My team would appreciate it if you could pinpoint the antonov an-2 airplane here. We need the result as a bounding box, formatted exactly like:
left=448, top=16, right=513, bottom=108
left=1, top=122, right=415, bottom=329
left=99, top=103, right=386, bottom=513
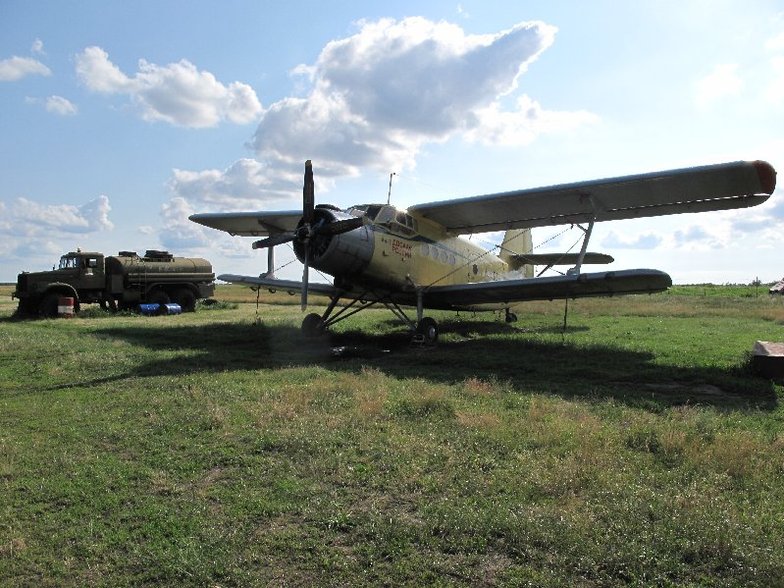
left=190, top=159, right=776, bottom=343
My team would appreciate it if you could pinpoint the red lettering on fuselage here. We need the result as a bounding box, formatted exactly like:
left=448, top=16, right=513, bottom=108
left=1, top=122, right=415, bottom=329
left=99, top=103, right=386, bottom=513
left=391, top=238, right=413, bottom=259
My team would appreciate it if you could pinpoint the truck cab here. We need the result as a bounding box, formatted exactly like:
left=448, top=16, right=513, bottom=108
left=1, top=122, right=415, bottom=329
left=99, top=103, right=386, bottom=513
left=56, top=251, right=106, bottom=293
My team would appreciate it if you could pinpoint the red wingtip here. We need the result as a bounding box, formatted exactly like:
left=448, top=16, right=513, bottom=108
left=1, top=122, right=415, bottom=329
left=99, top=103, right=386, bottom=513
left=752, top=160, right=777, bottom=194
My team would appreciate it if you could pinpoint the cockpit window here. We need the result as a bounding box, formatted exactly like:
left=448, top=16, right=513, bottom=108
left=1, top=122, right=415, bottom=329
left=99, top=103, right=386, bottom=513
left=375, top=206, right=395, bottom=224
left=350, top=204, right=418, bottom=235
left=348, top=204, right=383, bottom=221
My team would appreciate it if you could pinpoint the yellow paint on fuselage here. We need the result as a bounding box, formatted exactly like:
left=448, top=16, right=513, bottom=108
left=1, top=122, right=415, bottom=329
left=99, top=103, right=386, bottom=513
left=360, top=208, right=509, bottom=291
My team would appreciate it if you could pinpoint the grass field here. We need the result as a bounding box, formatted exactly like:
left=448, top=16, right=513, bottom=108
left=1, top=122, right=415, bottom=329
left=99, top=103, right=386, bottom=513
left=2, top=284, right=784, bottom=586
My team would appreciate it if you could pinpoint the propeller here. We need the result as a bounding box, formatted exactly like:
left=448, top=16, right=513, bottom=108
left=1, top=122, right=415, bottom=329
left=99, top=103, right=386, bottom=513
left=251, top=160, right=364, bottom=311
left=300, top=160, right=315, bottom=310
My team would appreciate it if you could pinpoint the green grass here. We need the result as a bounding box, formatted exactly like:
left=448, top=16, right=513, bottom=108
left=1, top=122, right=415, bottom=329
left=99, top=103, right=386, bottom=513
left=1, top=284, right=784, bottom=586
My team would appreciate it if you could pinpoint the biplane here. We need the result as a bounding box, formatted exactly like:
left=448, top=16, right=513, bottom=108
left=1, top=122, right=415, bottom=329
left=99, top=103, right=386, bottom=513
left=190, top=159, right=776, bottom=343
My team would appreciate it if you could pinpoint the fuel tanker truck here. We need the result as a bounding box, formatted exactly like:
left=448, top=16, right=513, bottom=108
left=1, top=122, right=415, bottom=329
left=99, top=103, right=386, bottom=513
left=13, top=249, right=215, bottom=317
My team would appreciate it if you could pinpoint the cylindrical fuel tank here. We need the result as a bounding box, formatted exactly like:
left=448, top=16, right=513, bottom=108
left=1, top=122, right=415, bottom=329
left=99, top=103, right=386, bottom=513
left=105, top=251, right=214, bottom=282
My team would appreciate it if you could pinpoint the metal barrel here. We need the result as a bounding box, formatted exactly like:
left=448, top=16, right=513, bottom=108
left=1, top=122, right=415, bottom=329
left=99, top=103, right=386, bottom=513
left=139, top=303, right=160, bottom=315
left=57, top=297, right=75, bottom=318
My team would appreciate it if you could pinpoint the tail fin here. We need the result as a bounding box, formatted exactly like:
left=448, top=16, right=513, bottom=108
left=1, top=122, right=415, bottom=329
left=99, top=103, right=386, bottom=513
left=499, top=228, right=534, bottom=278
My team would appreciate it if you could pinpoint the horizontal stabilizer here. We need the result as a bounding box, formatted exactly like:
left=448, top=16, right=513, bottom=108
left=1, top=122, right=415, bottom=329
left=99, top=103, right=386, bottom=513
left=512, top=252, right=614, bottom=266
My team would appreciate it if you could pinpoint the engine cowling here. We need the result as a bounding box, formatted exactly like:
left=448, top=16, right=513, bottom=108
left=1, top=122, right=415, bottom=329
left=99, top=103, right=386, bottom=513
left=293, top=207, right=374, bottom=277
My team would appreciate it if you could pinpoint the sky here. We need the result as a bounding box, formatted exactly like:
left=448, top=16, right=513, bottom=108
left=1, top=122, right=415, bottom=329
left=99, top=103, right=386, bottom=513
left=1, top=0, right=783, bottom=285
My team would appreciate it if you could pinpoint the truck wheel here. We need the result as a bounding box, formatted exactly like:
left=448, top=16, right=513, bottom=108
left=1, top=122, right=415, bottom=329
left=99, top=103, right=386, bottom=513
left=15, top=299, right=34, bottom=316
left=38, top=293, right=60, bottom=318
left=147, top=290, right=170, bottom=306
left=174, top=288, right=197, bottom=312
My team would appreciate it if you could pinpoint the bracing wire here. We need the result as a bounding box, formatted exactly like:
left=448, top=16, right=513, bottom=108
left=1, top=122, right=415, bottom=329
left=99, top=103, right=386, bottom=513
left=425, top=224, right=583, bottom=290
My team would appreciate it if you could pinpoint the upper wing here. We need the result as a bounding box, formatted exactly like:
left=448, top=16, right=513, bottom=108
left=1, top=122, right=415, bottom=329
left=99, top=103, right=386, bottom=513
left=189, top=211, right=302, bottom=236
left=422, top=269, right=672, bottom=309
left=409, top=160, right=776, bottom=234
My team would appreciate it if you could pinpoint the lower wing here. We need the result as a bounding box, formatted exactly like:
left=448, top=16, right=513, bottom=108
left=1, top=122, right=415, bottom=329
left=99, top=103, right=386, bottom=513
left=219, top=274, right=338, bottom=297
left=220, top=269, right=671, bottom=310
left=422, top=269, right=672, bottom=309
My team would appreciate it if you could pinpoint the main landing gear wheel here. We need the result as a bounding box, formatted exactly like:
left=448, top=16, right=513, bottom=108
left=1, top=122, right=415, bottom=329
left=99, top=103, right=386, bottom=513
left=301, top=313, right=326, bottom=337
left=416, top=317, right=439, bottom=345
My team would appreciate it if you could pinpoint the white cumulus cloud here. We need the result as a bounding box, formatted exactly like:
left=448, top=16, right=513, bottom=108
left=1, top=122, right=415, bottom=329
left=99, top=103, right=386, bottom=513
left=169, top=158, right=330, bottom=210
left=251, top=17, right=569, bottom=177
left=0, top=56, right=51, bottom=81
left=464, top=95, right=598, bottom=146
left=7, top=195, right=113, bottom=234
left=159, top=196, right=211, bottom=249
left=74, top=46, right=262, bottom=128
left=172, top=17, right=596, bottom=220
left=45, top=95, right=78, bottom=116
left=0, top=195, right=113, bottom=263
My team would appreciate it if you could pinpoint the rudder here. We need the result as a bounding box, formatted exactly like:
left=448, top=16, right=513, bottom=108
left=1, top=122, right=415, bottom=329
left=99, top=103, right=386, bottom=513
left=499, top=228, right=534, bottom=277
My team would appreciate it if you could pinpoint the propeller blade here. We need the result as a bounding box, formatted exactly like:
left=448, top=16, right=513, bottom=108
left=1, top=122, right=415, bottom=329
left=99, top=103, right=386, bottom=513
left=301, top=247, right=310, bottom=311
left=302, top=160, right=315, bottom=225
left=251, top=232, right=295, bottom=249
left=316, top=216, right=364, bottom=236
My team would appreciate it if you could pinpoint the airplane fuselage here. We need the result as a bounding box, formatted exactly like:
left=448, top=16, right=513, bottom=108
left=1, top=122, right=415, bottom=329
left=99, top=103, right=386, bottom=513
left=369, top=221, right=506, bottom=289
left=303, top=204, right=509, bottom=297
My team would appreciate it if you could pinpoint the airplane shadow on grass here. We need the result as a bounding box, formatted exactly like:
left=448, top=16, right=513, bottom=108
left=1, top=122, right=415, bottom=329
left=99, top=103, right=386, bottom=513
left=75, top=318, right=776, bottom=412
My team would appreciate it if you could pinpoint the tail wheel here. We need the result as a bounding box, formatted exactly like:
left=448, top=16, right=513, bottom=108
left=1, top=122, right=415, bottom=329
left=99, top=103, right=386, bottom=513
left=174, top=288, right=197, bottom=312
left=417, top=317, right=439, bottom=345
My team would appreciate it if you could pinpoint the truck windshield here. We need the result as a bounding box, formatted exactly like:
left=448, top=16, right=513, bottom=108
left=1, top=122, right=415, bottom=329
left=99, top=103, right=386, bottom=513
left=58, top=256, right=80, bottom=270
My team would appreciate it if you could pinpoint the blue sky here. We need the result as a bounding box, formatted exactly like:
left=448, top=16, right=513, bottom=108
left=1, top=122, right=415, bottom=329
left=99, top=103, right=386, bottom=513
left=1, top=0, right=782, bottom=284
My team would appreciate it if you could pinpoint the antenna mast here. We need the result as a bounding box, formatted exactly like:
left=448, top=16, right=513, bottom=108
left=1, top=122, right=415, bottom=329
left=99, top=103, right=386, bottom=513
left=386, top=172, right=396, bottom=205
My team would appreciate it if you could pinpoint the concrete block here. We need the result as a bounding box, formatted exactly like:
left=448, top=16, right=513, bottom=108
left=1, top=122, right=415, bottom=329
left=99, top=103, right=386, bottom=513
left=752, top=341, right=784, bottom=381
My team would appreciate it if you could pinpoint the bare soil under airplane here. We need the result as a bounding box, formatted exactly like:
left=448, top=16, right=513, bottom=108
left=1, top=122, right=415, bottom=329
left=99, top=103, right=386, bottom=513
left=191, top=159, right=776, bottom=343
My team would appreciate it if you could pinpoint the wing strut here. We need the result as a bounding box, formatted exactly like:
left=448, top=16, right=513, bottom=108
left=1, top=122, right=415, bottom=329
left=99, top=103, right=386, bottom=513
left=567, top=219, right=595, bottom=276
left=264, top=246, right=275, bottom=279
